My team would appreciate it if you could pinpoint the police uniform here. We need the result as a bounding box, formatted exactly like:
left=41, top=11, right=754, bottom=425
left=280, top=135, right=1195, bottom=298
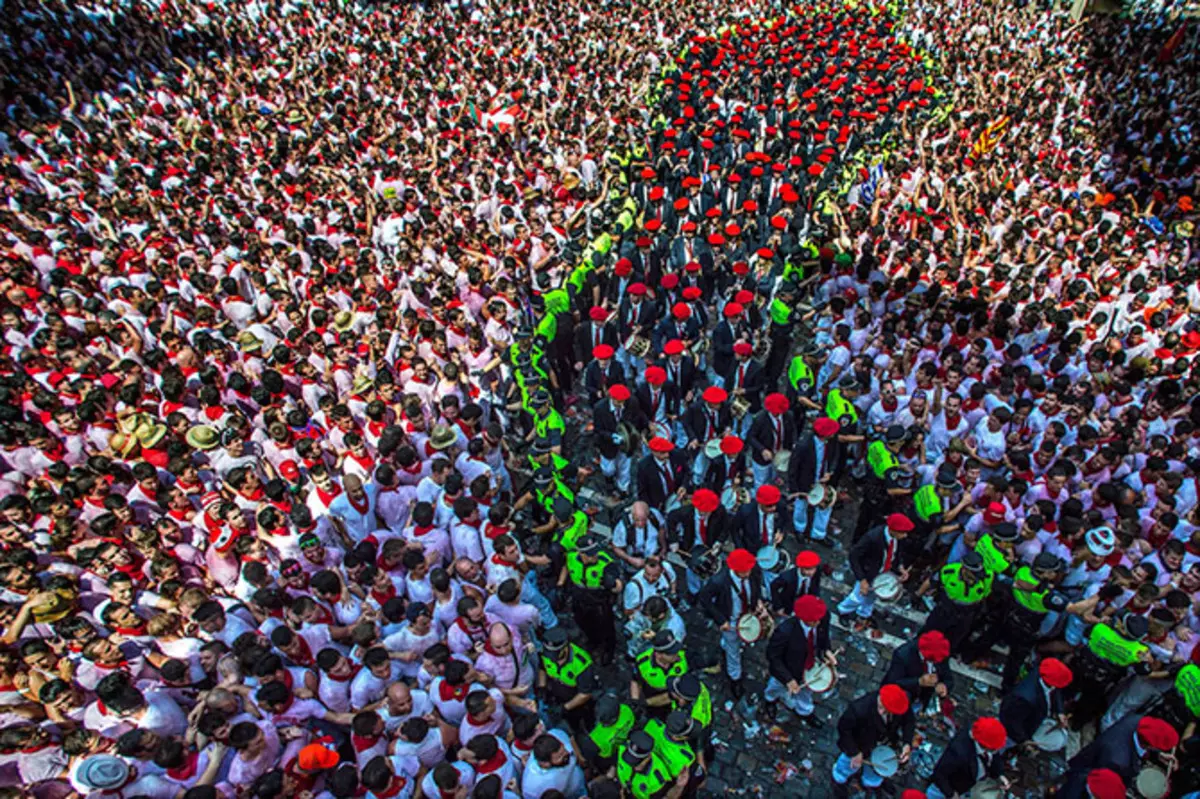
left=578, top=696, right=636, bottom=773
left=617, top=731, right=677, bottom=799
left=918, top=550, right=994, bottom=650
left=633, top=631, right=690, bottom=719
left=853, top=425, right=908, bottom=541
left=564, top=536, right=622, bottom=663
left=540, top=627, right=600, bottom=732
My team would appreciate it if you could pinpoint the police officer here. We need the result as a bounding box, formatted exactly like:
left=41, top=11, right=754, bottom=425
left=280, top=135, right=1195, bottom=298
left=528, top=389, right=566, bottom=452
left=577, top=695, right=636, bottom=774
left=617, top=730, right=684, bottom=799
left=853, top=424, right=910, bottom=542
left=763, top=278, right=800, bottom=387
left=1071, top=610, right=1153, bottom=729
left=784, top=344, right=822, bottom=433
left=918, top=550, right=994, bottom=650
left=666, top=675, right=713, bottom=759
left=559, top=535, right=622, bottom=665
left=644, top=711, right=705, bottom=797
left=632, top=630, right=689, bottom=719
left=538, top=627, right=600, bottom=732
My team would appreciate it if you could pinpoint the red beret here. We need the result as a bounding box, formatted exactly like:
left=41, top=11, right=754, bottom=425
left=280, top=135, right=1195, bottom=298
left=900, top=792, right=926, bottom=799
left=673, top=198, right=690, bottom=211
left=685, top=261, right=702, bottom=273
left=756, top=247, right=775, bottom=259
left=735, top=290, right=754, bottom=304
left=764, top=393, right=790, bottom=415
left=645, top=366, right=667, bottom=385
left=671, top=302, right=690, bottom=320
left=793, top=595, right=827, bottom=624
left=636, top=236, right=652, bottom=247
left=708, top=234, right=726, bottom=247
left=593, top=345, right=615, bottom=360
left=732, top=262, right=750, bottom=275
left=795, top=550, right=821, bottom=569
left=641, top=168, right=656, bottom=180
left=1086, top=769, right=1125, bottom=799
left=917, top=631, right=951, bottom=662
left=608, top=384, right=631, bottom=401
left=879, top=684, right=910, bottom=715
left=807, top=163, right=823, bottom=177
left=771, top=215, right=788, bottom=230
left=649, top=186, right=665, bottom=201
left=703, top=386, right=728, bottom=404
left=692, top=489, right=720, bottom=513
left=661, top=273, right=680, bottom=290
left=682, top=286, right=702, bottom=301
left=720, top=436, right=744, bottom=456
left=648, top=436, right=674, bottom=453
left=663, top=339, right=685, bottom=356
left=813, top=417, right=840, bottom=438
left=972, top=718, right=1007, bottom=751
left=744, top=200, right=759, bottom=212
left=757, top=485, right=781, bottom=506
left=750, top=166, right=764, bottom=178
left=886, top=513, right=914, bottom=532
left=727, top=548, right=756, bottom=573
left=588, top=306, right=607, bottom=321
left=734, top=342, right=753, bottom=356
left=615, top=260, right=633, bottom=277
left=725, top=224, right=742, bottom=237
left=681, top=221, right=698, bottom=232
left=705, top=207, right=723, bottom=219
left=1137, top=717, right=1180, bottom=750
left=628, top=282, right=647, bottom=297
left=723, top=302, right=744, bottom=318
left=1038, top=657, right=1073, bottom=688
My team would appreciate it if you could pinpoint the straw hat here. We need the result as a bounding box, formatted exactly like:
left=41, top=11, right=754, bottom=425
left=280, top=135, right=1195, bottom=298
left=108, top=431, right=138, bottom=458
left=429, top=425, right=458, bottom=450
left=186, top=425, right=220, bottom=451
left=333, top=310, right=355, bottom=333
left=237, top=331, right=262, bottom=352
left=135, top=422, right=168, bottom=449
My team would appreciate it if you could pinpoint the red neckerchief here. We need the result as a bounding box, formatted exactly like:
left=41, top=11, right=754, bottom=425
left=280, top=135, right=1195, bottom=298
left=438, top=679, right=470, bottom=702
left=111, top=623, right=147, bottom=636
left=352, top=733, right=380, bottom=752
left=348, top=451, right=375, bottom=474
left=413, top=525, right=434, bottom=537
left=167, top=750, right=200, bottom=781
left=290, top=637, right=315, bottom=666
left=371, top=583, right=397, bottom=605
left=491, top=553, right=518, bottom=569
left=316, top=485, right=342, bottom=506
left=485, top=523, right=509, bottom=540
left=373, top=776, right=408, bottom=798
left=347, top=491, right=370, bottom=515
left=325, top=663, right=361, bottom=683
left=239, top=486, right=265, bottom=502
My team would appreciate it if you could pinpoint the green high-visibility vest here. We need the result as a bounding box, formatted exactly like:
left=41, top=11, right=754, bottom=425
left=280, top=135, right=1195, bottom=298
left=617, top=209, right=635, bottom=232
left=1174, top=664, right=1200, bottom=718
left=536, top=313, right=557, bottom=343
left=788, top=357, right=813, bottom=393
left=867, top=440, right=898, bottom=480
left=617, top=750, right=672, bottom=799
left=559, top=510, right=589, bottom=551
left=1087, top=623, right=1147, bottom=668
left=589, top=703, right=636, bottom=758
left=825, top=389, right=858, bottom=427
left=535, top=477, right=576, bottom=513
left=541, top=644, right=593, bottom=687
left=567, top=550, right=613, bottom=589
left=534, top=409, right=565, bottom=440
left=636, top=649, right=689, bottom=691
left=567, top=263, right=592, bottom=295
left=594, top=233, right=614, bottom=255
left=690, top=683, right=713, bottom=728
left=913, top=484, right=942, bottom=522
left=940, top=563, right=992, bottom=604
left=1011, top=566, right=1050, bottom=613
left=527, top=451, right=570, bottom=474
left=975, top=534, right=1011, bottom=575
left=544, top=288, right=570, bottom=317
left=643, top=718, right=696, bottom=778
left=768, top=298, right=792, bottom=325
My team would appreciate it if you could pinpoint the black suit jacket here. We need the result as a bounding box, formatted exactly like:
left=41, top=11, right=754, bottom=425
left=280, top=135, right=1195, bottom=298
left=835, top=692, right=915, bottom=758
left=723, top=358, right=765, bottom=411
left=999, top=672, right=1062, bottom=745
left=711, top=320, right=737, bottom=377
left=788, top=432, right=842, bottom=494
left=658, top=357, right=697, bottom=399
left=574, top=320, right=619, bottom=362
left=702, top=453, right=746, bottom=494
left=932, top=726, right=1005, bottom=798
left=636, top=452, right=690, bottom=511
left=848, top=525, right=902, bottom=582
left=732, top=503, right=789, bottom=552
left=697, top=567, right=765, bottom=626
left=683, top=402, right=731, bottom=444
left=747, top=410, right=797, bottom=466
left=766, top=615, right=831, bottom=685
left=667, top=504, right=730, bottom=551
left=582, top=360, right=625, bottom=406
left=769, top=567, right=822, bottom=615
left=635, top=382, right=682, bottom=423
left=1061, top=712, right=1143, bottom=789
left=882, top=640, right=954, bottom=702
left=592, top=398, right=647, bottom=460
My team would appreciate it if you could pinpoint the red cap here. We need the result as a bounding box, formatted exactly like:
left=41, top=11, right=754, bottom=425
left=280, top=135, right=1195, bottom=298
left=703, top=386, right=728, bottom=404
left=720, top=436, right=744, bottom=456
left=615, top=260, right=633, bottom=276
left=972, top=718, right=1008, bottom=751
left=900, top=792, right=927, bottom=799
left=664, top=339, right=685, bottom=356
left=795, top=550, right=821, bottom=569
left=1086, top=769, right=1125, bottom=799
left=641, top=168, right=657, bottom=180
left=608, top=384, right=631, bottom=401
left=280, top=460, right=301, bottom=481
left=813, top=417, right=840, bottom=438
left=692, top=489, right=720, bottom=513
left=735, top=289, right=755, bottom=305
left=756, top=485, right=781, bottom=506
left=593, top=345, right=615, bottom=360
left=645, top=366, right=667, bottom=385
left=734, top=342, right=753, bottom=356
left=727, top=548, right=756, bottom=573
left=662, top=273, right=680, bottom=290
left=628, top=282, right=647, bottom=297
left=725, top=223, right=742, bottom=237
left=1137, top=716, right=1180, bottom=750
left=771, top=215, right=788, bottom=230
left=297, top=743, right=340, bottom=771
left=649, top=186, right=665, bottom=200
left=793, top=595, right=827, bottom=624
left=723, top=302, right=744, bottom=318
left=984, top=502, right=1006, bottom=523
left=673, top=198, right=690, bottom=211
left=644, top=219, right=662, bottom=233
left=707, top=233, right=726, bottom=247
left=886, top=513, right=914, bottom=532
left=764, top=393, right=789, bottom=415
left=917, top=631, right=951, bottom=663
left=756, top=247, right=775, bottom=259
left=682, top=286, right=702, bottom=301
left=879, top=684, right=911, bottom=715
left=648, top=437, right=674, bottom=453
left=682, top=221, right=697, bottom=233
left=588, top=306, right=608, bottom=321
left=1038, top=657, right=1073, bottom=688
left=672, top=302, right=691, bottom=320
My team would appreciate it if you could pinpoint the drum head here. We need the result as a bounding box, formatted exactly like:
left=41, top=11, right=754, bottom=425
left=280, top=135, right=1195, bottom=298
left=772, top=449, right=791, bottom=473
left=1135, top=767, right=1169, bottom=799
left=969, top=779, right=1004, bottom=799
left=736, top=613, right=762, bottom=643
left=803, top=663, right=835, bottom=693
left=872, top=573, right=902, bottom=601
left=704, top=440, right=723, bottom=459
left=806, top=484, right=826, bottom=505
left=756, top=546, right=780, bottom=570
left=1031, top=721, right=1066, bottom=752
left=869, top=746, right=899, bottom=778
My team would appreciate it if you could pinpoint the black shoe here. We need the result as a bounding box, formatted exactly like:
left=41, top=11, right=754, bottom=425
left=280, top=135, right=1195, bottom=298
left=830, top=779, right=851, bottom=799
left=798, top=713, right=824, bottom=729
left=729, top=679, right=743, bottom=700
left=759, top=701, right=779, bottom=721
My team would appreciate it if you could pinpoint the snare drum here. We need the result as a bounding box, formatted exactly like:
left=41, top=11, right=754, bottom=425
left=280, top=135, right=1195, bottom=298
left=872, top=572, right=902, bottom=602
left=802, top=663, right=837, bottom=694
left=756, top=546, right=781, bottom=571
left=736, top=613, right=764, bottom=643
left=704, top=439, right=723, bottom=460
left=1135, top=766, right=1170, bottom=799
left=1030, top=719, right=1067, bottom=752
left=772, top=449, right=792, bottom=473
left=867, top=746, right=899, bottom=778
left=968, top=779, right=1005, bottom=799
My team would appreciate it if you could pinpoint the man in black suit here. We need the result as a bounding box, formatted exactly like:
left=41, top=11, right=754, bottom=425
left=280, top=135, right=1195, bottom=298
left=684, top=386, right=732, bottom=486
left=788, top=416, right=842, bottom=541
left=667, top=489, right=729, bottom=598
left=831, top=685, right=917, bottom=798
left=635, top=366, right=681, bottom=438
left=617, top=282, right=657, bottom=375
left=999, top=657, right=1072, bottom=748
left=747, top=392, right=797, bottom=490
left=733, top=484, right=787, bottom=554
left=575, top=306, right=618, bottom=367
left=701, top=435, right=748, bottom=498
left=881, top=630, right=954, bottom=714
left=1057, top=714, right=1178, bottom=798
left=724, top=342, right=764, bottom=414
left=696, top=548, right=766, bottom=699
left=710, top=302, right=742, bottom=383
left=659, top=340, right=697, bottom=406
left=653, top=302, right=700, bottom=355
left=592, top=383, right=645, bottom=499
left=770, top=549, right=823, bottom=617
left=836, top=513, right=913, bottom=631
left=764, top=595, right=835, bottom=727
left=581, top=344, right=625, bottom=406
left=636, top=435, right=689, bottom=515
left=926, top=718, right=1009, bottom=799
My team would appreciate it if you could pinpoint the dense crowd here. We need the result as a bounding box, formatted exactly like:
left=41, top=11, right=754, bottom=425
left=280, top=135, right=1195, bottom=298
left=0, top=0, right=1198, bottom=796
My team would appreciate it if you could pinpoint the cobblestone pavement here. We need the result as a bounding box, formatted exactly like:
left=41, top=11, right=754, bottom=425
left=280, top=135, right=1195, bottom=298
left=532, top=408, right=1069, bottom=799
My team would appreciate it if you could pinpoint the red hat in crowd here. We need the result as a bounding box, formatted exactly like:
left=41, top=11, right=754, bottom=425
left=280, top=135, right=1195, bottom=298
left=813, top=417, right=840, bottom=438
left=692, top=489, right=719, bottom=513
left=588, top=306, right=607, bottom=321
left=796, top=550, right=820, bottom=569
left=593, top=345, right=614, bottom=360
left=648, top=437, right=673, bottom=453
left=720, top=436, right=744, bottom=456
left=1136, top=717, right=1180, bottom=750
left=879, top=684, right=910, bottom=715
left=664, top=339, right=685, bottom=356
left=764, top=393, right=789, bottom=414
left=645, top=366, right=667, bottom=385
left=608, top=384, right=631, bottom=401
left=1085, top=770, right=1125, bottom=799
left=886, top=513, right=914, bottom=532
left=971, top=718, right=1007, bottom=750
left=727, top=548, right=756, bottom=573
left=703, top=386, right=728, bottom=404
left=793, top=595, right=827, bottom=624
left=756, top=485, right=781, bottom=506
left=917, top=631, right=951, bottom=662
left=723, top=302, right=744, bottom=317
left=733, top=342, right=753, bottom=356
left=1038, top=658, right=1073, bottom=688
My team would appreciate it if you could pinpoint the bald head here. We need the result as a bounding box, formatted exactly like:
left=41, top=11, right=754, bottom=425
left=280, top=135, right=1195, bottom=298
left=488, top=623, right=512, bottom=651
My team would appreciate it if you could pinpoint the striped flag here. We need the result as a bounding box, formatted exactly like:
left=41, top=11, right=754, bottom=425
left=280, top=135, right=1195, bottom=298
left=971, top=116, right=1010, bottom=158
left=859, top=159, right=886, bottom=206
